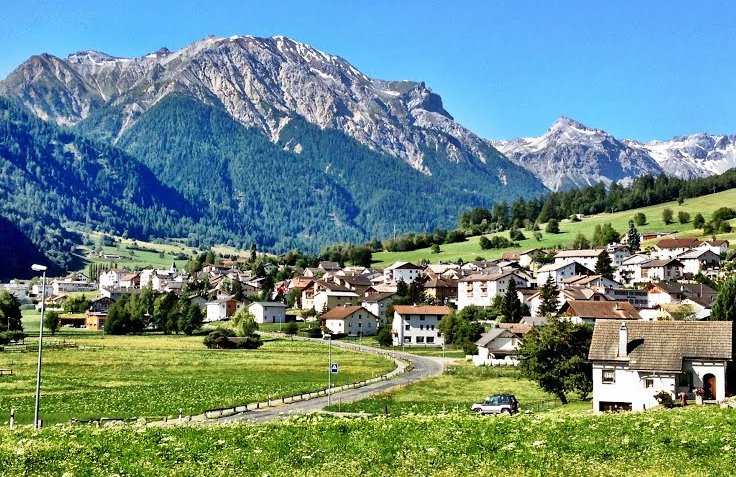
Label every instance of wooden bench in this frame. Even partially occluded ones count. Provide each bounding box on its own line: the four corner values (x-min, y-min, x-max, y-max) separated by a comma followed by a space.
0, 369, 13, 376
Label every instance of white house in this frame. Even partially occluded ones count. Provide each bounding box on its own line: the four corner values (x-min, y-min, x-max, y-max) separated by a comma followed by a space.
457, 270, 531, 310
361, 292, 396, 322
697, 239, 730, 256
676, 249, 721, 276
98, 269, 127, 289
392, 305, 449, 346
51, 279, 97, 294
554, 249, 604, 271
536, 262, 592, 287
383, 262, 423, 283
205, 297, 240, 323
640, 259, 684, 282
473, 326, 527, 366
320, 305, 379, 336
605, 244, 632, 267
654, 238, 702, 260
588, 321, 733, 412
248, 301, 287, 324
313, 290, 360, 312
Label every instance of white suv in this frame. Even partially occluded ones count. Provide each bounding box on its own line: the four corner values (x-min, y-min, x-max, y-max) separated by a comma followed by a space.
471, 394, 518, 415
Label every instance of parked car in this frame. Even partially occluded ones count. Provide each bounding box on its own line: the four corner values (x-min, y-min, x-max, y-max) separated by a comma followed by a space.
471, 394, 518, 415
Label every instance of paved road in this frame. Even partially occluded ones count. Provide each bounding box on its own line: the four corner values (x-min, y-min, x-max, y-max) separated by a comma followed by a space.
211, 342, 445, 424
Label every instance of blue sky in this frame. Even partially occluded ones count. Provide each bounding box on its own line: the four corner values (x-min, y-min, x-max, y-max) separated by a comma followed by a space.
1, 0, 734, 140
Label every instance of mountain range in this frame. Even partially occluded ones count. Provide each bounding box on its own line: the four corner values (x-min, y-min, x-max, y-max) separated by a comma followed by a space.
493, 117, 736, 191
0, 34, 734, 275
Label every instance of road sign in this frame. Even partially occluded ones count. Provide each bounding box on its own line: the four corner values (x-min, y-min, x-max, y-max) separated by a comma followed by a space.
330, 363, 338, 374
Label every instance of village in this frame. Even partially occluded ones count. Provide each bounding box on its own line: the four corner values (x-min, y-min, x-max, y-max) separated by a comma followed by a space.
3, 233, 734, 415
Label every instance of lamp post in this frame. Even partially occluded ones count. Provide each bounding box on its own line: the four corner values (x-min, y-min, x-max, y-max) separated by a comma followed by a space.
31, 264, 47, 430
324, 333, 332, 406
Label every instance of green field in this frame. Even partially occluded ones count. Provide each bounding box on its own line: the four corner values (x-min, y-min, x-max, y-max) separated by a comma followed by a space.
326, 363, 574, 415
373, 188, 736, 266
0, 324, 393, 425
1, 406, 733, 476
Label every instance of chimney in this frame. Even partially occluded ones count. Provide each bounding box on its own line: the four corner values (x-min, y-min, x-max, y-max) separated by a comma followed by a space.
618, 322, 628, 358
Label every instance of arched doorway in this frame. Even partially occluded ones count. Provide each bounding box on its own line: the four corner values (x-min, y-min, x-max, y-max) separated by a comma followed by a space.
703, 373, 716, 400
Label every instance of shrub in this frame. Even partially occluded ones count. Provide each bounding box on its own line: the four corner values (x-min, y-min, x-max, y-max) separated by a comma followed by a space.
633, 212, 647, 226
693, 213, 706, 229
662, 208, 674, 225
654, 390, 674, 408
712, 207, 736, 222
203, 328, 236, 349
509, 228, 526, 241
678, 211, 690, 224
546, 219, 560, 234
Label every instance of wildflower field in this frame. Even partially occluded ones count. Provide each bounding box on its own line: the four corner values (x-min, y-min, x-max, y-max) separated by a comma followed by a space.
1, 407, 734, 476
0, 334, 393, 425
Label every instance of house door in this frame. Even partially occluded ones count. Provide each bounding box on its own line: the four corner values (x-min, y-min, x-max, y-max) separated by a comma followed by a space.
704, 374, 716, 400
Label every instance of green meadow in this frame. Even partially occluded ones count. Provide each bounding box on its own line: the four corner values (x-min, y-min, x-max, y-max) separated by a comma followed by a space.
373, 188, 736, 267
0, 321, 393, 425
1, 406, 734, 476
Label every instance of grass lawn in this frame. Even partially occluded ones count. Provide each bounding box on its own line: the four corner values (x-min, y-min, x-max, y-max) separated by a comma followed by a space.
372, 188, 736, 267
2, 406, 733, 476
327, 362, 573, 415
0, 315, 393, 425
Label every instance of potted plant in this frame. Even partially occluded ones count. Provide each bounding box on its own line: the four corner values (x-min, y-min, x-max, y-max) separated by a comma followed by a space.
694, 387, 705, 405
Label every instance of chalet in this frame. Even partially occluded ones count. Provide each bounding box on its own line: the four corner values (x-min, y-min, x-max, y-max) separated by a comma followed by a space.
392, 305, 449, 346
320, 305, 379, 337
119, 272, 141, 289
318, 261, 342, 273
588, 321, 733, 412
554, 249, 604, 271
654, 238, 702, 260
560, 274, 621, 290
697, 239, 730, 256
383, 262, 423, 283
640, 258, 684, 282
457, 270, 532, 310
616, 254, 652, 285
536, 261, 593, 287
605, 244, 632, 267
558, 300, 640, 325
473, 327, 525, 365
331, 274, 372, 295
361, 292, 396, 321
205, 297, 241, 323
646, 282, 718, 309
85, 296, 115, 330
676, 249, 721, 276
249, 302, 287, 324
424, 277, 457, 304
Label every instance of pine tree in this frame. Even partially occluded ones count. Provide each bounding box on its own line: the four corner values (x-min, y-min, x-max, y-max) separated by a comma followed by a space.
626, 220, 641, 251
501, 278, 523, 323
594, 250, 615, 280
538, 274, 560, 317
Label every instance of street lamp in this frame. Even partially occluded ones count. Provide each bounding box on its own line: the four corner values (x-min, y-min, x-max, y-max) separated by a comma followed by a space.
31, 264, 47, 430
323, 333, 332, 406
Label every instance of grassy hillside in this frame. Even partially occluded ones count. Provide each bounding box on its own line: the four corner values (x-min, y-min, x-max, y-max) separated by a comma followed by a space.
2, 407, 734, 476
373, 188, 736, 267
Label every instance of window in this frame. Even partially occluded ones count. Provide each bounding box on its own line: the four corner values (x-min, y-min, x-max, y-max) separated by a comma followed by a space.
426, 337, 435, 344
602, 370, 615, 384
405, 324, 410, 331
420, 315, 425, 320
358, 322, 362, 328
644, 379, 654, 388
416, 336, 425, 343
348, 322, 352, 328
677, 371, 692, 388
404, 337, 411, 344
419, 325, 424, 330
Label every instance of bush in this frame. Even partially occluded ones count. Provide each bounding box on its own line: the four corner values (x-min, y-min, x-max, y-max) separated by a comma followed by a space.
546, 219, 560, 234
678, 211, 690, 224
693, 213, 706, 229
712, 207, 736, 222
662, 208, 674, 225
654, 390, 674, 408
203, 328, 236, 349
633, 212, 647, 226
509, 229, 526, 241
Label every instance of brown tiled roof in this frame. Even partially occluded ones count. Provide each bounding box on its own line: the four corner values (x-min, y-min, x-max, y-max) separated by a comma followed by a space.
559, 300, 640, 320
393, 305, 450, 316
640, 258, 683, 269
589, 321, 733, 372
362, 292, 397, 303
705, 239, 729, 246
498, 323, 533, 335
319, 305, 375, 320
656, 238, 702, 249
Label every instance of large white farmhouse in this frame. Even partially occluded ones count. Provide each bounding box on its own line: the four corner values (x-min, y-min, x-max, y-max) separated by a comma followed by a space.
588, 321, 733, 412
391, 305, 449, 346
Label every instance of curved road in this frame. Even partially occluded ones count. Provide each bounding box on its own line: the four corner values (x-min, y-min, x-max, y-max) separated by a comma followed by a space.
213, 341, 445, 424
